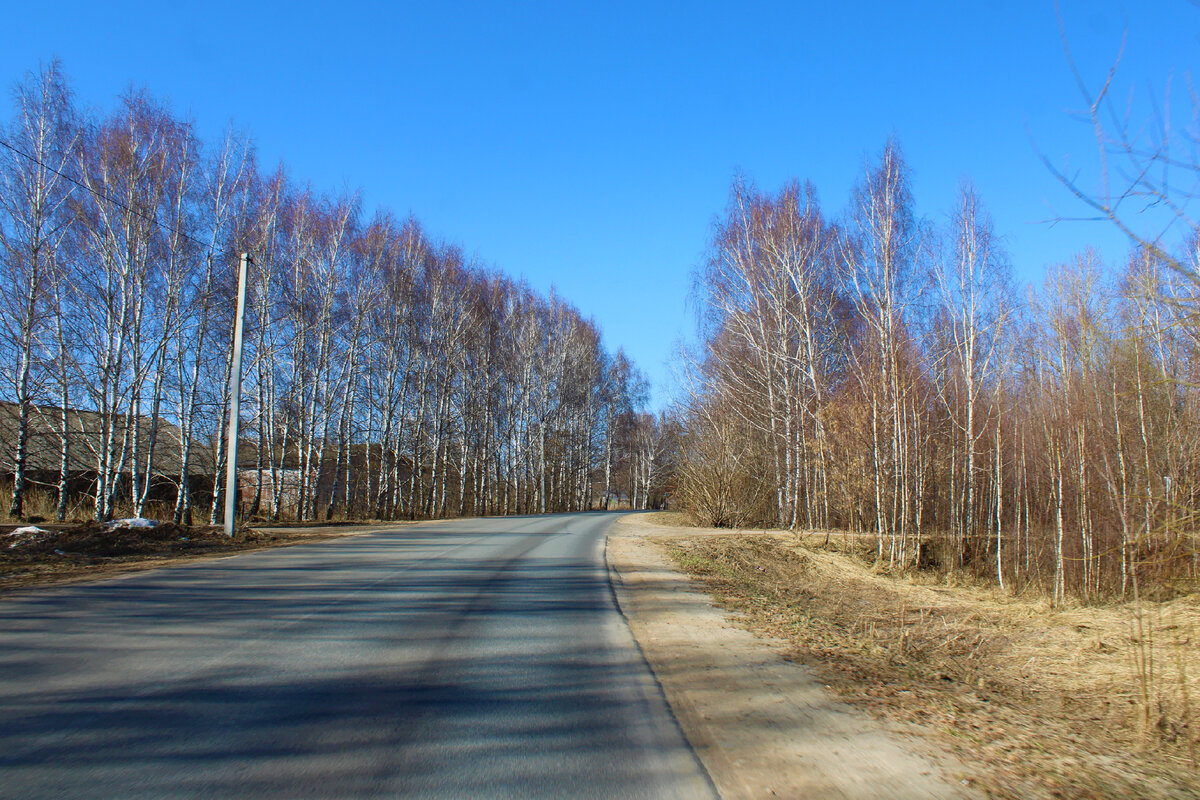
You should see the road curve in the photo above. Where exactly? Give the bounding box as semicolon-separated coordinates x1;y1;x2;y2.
0;512;716;799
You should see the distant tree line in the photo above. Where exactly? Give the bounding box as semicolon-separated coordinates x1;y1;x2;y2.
680;138;1199;602
0;61;663;524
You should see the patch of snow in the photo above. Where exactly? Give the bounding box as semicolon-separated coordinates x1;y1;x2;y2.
105;518;157;529
7;526;48;536
8;526;52;549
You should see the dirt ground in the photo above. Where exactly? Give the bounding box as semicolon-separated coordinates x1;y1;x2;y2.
0;519;382;592
615;513;1200;800
608;515;982;799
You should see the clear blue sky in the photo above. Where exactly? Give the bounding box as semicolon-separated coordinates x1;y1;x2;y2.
2;1;1195;408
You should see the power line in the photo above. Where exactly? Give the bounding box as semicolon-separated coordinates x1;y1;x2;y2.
0;135;218;254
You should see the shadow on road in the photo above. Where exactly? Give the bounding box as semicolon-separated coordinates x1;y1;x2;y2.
0;519;712;798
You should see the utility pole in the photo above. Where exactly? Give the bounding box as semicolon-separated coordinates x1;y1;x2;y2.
224;252;251;537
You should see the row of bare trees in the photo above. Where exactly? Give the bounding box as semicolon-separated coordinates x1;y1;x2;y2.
680;138;1199;601
0;62;657;523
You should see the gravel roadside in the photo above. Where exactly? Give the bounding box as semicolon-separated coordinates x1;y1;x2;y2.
606;515;980;800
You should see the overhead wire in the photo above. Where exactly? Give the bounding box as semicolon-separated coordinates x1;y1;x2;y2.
0;135;222;254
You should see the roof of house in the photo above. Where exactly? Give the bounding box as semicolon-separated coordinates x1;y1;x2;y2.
0;401;217;477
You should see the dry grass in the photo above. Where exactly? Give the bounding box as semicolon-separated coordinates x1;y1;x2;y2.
0;479;168;524
640;510;697;528
669;530;1200;800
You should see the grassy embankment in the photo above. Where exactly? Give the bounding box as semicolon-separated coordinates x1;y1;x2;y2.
648;512;1198;800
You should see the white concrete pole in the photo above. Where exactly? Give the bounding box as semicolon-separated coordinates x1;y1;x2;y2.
224;252;251;537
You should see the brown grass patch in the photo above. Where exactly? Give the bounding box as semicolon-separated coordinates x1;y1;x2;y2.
671;532;1200;800
639;510;699;528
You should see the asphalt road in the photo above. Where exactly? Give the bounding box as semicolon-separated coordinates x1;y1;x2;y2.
0;512;716;799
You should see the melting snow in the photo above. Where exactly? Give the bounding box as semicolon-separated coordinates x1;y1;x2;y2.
105;518;158;529
7;526;48;536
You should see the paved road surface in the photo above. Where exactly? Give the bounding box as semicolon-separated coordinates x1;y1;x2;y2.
0;512;715;799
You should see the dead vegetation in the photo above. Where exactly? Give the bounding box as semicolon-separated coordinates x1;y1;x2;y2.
0;520;336;591
668;528;1199;800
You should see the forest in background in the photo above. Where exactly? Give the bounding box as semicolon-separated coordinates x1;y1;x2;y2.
0;61;671;526
677;133;1198;602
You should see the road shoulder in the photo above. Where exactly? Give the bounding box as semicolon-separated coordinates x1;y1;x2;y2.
606;516;978;800
0;520;429;593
